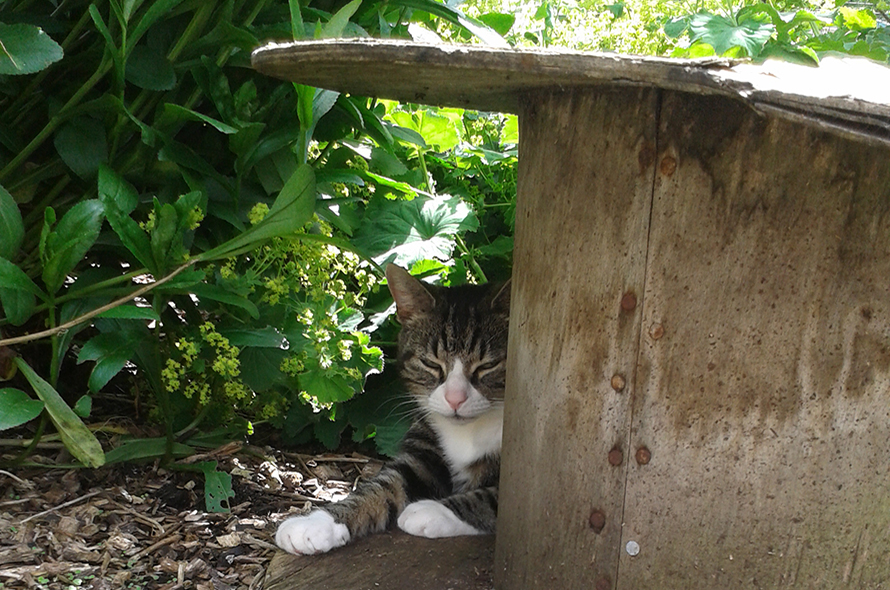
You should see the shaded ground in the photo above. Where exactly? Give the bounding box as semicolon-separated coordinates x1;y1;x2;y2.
0;446;386;589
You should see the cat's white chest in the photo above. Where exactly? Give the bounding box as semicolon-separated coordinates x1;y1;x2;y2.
429;406;503;476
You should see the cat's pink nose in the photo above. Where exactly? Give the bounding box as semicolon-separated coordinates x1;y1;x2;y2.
445;388;467;410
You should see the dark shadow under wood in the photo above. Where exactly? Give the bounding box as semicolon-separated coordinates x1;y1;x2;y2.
264;531;495;590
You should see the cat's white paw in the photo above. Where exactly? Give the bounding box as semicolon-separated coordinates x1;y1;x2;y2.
397;500;482;538
275;510;350;555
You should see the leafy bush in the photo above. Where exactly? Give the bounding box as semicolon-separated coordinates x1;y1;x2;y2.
0;0;516;484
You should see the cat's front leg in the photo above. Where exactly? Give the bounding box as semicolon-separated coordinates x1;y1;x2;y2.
397;500;485;538
275;510;350;555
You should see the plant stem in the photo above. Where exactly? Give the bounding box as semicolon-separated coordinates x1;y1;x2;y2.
0;260;197;348
455;234;487;283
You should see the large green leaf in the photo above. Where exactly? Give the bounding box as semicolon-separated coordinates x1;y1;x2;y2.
0;184;23;260
688;11;775;57
300;370;355;404
0;23;63;75
41;200;105;294
200;164;316;261
389;109;462;152
14;358;105;468
125;43;176;91
0;256;42;323
0;388;45;431
353;194;478;267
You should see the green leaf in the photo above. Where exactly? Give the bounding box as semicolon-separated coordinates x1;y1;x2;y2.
388;0;508;47
0;287;35;326
239;347;287;391
200;164;316;261
41;200;105;294
300;370;355;404
0;23;63;75
501;115;519;145
54;118;108;179
197;461;235;513
353;194;478;268
663;16;690;38
0;388;45;431
220;327;287;348
479;12;516;36
14;357;105;468
77;331;140;393
128;0;187;50
0;256;44;296
161;104;239;134
321;0;363;38
389;110;461;152
688;11;775;57
839;6;877;30
95;305;161;321
125;44;176;91
314;414;347;450
0;184;24;260
104;438;194;464
179;283;260;319
98;165;155;271
73;395;92;418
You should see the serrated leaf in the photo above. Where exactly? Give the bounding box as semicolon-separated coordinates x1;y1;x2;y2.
41;200;105;293
0;388;45;431
688;11;775;57
300;370;355;404
839;6;877;30
54;118;108;179
125;43;176;91
14;357;105;468
0;23;63;75
0;184;24;260
389;110;461;152
353;194;478;268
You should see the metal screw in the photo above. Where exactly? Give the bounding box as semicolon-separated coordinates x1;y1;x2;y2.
589;510;606;534
608;447;623;466
621;292;637;312
595;575;612;590
635;446;651;465
626;540;641;556
610;374;626;392
649;323;664;340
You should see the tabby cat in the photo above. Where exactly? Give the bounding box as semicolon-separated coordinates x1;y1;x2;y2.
275;263;510;555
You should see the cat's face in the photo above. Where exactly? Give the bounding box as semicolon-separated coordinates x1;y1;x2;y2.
386;264;510;421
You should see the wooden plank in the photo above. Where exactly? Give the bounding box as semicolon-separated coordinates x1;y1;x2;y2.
494;86;657;589
619;91;890;588
251;39;890;146
264;530;494;590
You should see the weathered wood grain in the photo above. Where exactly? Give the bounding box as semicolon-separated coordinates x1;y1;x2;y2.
619;91;890;589
494;86;657;590
251;39;890;146
264;530;494;590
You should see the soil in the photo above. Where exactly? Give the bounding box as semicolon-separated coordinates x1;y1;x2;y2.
0;444;386;590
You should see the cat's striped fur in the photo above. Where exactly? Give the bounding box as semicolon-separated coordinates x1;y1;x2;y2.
275;263;510;555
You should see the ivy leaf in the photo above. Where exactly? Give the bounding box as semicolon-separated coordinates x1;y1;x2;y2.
14;357;105;468
0;23;63;75
688;11;775;57
353;194;478;268
0;388;45;431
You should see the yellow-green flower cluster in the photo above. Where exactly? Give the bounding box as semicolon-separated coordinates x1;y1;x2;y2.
248;202;270;225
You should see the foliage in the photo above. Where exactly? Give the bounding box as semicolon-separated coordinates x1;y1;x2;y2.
0;0;515;497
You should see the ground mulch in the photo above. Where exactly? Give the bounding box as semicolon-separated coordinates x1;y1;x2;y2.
0;445;383;590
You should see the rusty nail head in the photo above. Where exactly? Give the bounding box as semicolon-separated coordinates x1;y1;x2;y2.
660;155;677;177
610;374;626;392
589;510;606;533
608;447;623;466
596;576;612;590
621;292;637;312
649;323;664;340
635;447;651;465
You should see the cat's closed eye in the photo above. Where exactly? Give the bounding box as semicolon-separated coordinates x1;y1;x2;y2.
471;360;501;378
419;358;445;379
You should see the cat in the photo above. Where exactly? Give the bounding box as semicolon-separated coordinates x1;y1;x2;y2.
275;263;510;555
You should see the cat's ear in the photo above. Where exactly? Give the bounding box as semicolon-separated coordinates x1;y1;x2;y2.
386;264;435;323
491;279;511;314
